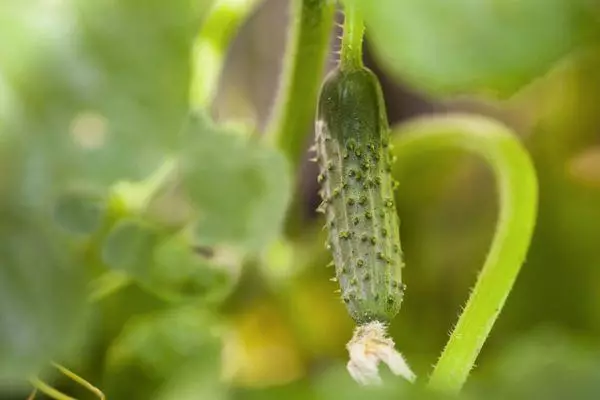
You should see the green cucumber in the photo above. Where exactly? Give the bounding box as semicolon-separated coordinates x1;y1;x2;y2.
315;65;404;324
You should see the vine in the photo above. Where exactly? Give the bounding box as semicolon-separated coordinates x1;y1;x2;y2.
391;115;538;394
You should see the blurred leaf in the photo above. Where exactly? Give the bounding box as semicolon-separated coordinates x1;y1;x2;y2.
311;363;449;400
0;113;70;212
102;219;232;302
154;365;227;400
354;0;599;96
53;188;107;236
61;0;196;185
467;329;600;400
151;235;232;302
0;132;25;205
101;218;161;277
0;1;84;106
104;306;222;400
179;112;292;251
0;212;86;381
220;301;305;387
0;105;87;381
0;0;210;190
231;363;445;400
229;381;313;400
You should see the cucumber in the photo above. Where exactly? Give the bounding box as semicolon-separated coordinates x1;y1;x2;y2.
315;65;405;324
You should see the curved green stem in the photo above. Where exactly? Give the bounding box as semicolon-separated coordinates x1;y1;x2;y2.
390;114;538;394
190;0;264;110
265;0;335;171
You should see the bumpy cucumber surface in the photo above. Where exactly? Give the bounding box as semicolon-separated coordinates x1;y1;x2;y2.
315;66;404;324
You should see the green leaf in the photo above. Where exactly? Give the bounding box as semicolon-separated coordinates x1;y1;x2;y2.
353;0;599;96
179;113;292;251
0;0;211;189
0;213;86;381
153;365;227;400
102;219;232;302
0;118;87;381
56;0;196;185
152;236;232;303
468;330;600;400
101;218;161;277
53;188;107;236
104;307;223;400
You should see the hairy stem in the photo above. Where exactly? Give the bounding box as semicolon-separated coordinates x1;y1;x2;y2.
339;3;364;71
391;114;538;394
265;0;335;171
190;0;264;110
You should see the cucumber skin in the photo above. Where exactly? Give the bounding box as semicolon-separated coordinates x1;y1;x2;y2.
315;66;405;324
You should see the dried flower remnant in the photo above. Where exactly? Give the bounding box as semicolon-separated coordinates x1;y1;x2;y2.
346;321;416;385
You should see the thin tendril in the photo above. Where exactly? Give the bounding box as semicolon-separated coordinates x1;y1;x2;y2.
52;363;105;400
26;388;37;400
29;378;76;400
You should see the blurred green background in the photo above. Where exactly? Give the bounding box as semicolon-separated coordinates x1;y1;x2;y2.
2;0;600;399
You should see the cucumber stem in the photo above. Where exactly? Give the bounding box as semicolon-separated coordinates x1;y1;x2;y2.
340;3;365;70
391;114;538;394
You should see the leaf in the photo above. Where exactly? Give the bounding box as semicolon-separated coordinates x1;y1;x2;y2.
0;0;211;189
53;188;107;236
313;362;416;400
353;0;599;97
55;0;196;185
104;307;223;400
468;330;600;400
179;112;292;251
152;236;232;303
0;213;87;381
101;218;161;277
0;117;87;381
154;365;227;400
101;219;232;302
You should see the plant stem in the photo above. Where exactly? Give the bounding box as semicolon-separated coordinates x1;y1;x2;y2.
390;114;538;394
111;158;177;214
339;3;364;70
51;363;105;399
190;0;264;110
29;378;76;400
88;270;130;302
265;0;335;171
